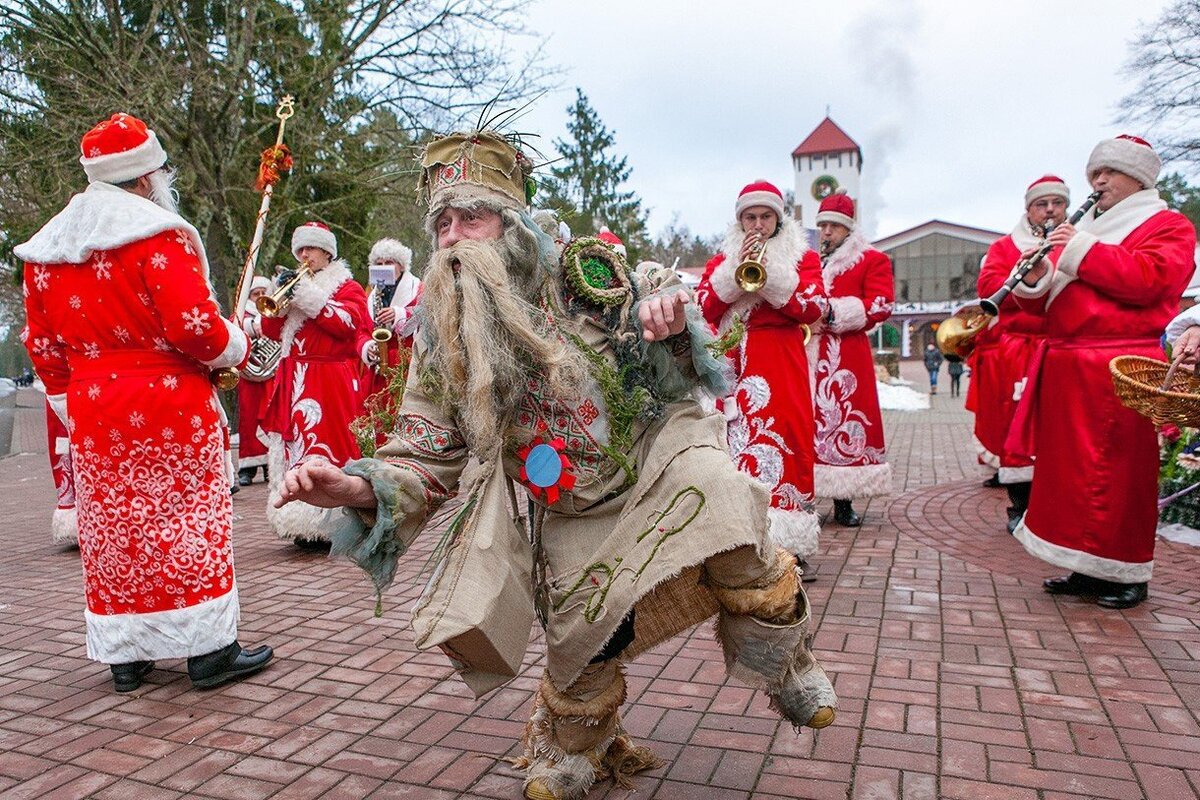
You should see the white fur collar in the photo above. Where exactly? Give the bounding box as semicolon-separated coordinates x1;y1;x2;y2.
715;216;809;323
1008;214;1045;252
820;229;871;289
14;182;209;277
1076;188;1168;243
280;260;353;357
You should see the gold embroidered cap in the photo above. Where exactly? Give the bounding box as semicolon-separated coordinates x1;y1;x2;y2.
418;130;534;217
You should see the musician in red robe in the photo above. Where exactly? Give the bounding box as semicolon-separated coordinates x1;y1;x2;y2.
358;238;421;406
260;222;371;544
809;192;894;527
19;112;273;691
1011;136;1195;609
236;276;275;485
696;180;827;560
976;176;1069;533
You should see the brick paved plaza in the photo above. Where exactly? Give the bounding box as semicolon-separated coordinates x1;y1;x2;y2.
3;364;1200;800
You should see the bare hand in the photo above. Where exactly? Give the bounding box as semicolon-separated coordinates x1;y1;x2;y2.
1046;222;1076;250
377;307;397;327
739;234;766;265
365;341;379;363
1176;325;1200;369
640;289;691;342
274;459;376;510
1018;248;1051;285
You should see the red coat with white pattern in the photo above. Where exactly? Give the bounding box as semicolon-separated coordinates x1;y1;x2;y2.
260;261;371;540
19;183;248;663
696;218;826;558
809;232;894;499
1009;191;1195;583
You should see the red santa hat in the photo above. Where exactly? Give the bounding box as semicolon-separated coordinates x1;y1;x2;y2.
597;226;627;257
368;238;412;269
1024;174;1070;207
815;190;856;230
291;221;338;259
250;276;273;293
78;113;168;185
1086;135;1161;189
735;180;786;220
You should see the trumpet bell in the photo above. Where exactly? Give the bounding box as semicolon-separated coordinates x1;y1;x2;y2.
735;260;767;292
935;306;989;362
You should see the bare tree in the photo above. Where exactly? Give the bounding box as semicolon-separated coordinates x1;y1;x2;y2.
1119;0;1200;167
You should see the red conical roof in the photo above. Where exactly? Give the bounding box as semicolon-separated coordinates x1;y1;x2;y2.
792;117;861;158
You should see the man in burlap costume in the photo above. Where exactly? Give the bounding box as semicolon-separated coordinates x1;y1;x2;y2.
276;129;837;800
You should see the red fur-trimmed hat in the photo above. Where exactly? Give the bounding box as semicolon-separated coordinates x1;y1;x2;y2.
815;190;856;230
1086;135;1161;189
78;113;168;185
596;226;627;257
291;221;337;259
735;180;786;220
1024;175;1070;207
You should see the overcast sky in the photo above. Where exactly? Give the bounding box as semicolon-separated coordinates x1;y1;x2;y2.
513;0;1178;242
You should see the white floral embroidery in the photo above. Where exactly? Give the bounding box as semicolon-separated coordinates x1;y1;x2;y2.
162;375;179;390
92;253;112;280
32;337;54;358
82;436;94;449
83;342;101;359
88;146;101;157
113;326;130;342
162;427;175;440
139;293;152;306
69;295;82;309
129;411;146;428
33;266;50;291
182;307;211;335
88;384;101;400
151;252;168;270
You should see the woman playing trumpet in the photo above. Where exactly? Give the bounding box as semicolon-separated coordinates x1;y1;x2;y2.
695;180;828;566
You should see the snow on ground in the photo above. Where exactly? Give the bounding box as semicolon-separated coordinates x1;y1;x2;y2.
877;380;930;411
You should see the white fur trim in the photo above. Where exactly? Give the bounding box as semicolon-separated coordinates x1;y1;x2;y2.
998;466;1034;483
200;318;249;369
14;183;210;278
821;230;870;288
368;238;412;269
1165;304;1200;344
815;210;855;229
814;462;892;500
80;131;168;185
47;393;68;427
716;218;808;313
279;261;352;358
84;586;239;663
827;296;868;334
251;275;272;293
238;453;267;469
974;435;1000;469
1054;230;1098;278
708;256;742;304
1025;181;1069;208
1014;516;1152;583
1008;214;1045;252
264;437;335;541
292;224;337;259
767;506;821;559
51;506;78;545
54;436;70;455
735;189;785;220
1087;138;1162;189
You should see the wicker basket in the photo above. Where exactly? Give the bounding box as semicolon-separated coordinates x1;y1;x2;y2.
1110;355;1200;427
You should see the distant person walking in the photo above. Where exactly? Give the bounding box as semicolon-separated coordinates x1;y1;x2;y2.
923;343;943;394
948;359;964;398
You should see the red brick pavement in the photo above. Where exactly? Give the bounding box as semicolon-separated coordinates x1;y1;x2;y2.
2;371;1199;799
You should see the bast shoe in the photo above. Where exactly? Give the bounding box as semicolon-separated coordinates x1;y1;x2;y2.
111;660;154;693
188;641;274;690
1096;581;1148;610
1042;572;1100;596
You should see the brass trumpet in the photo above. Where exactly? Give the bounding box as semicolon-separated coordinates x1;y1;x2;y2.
935;304;989;361
735;237;768;293
256;262;312;317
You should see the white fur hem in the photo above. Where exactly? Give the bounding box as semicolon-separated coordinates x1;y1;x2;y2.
1014;516;1153;583
265;438;334;541
201;318;249;369
828;296;868;334
85;586;239;663
973;435;1000;469
1056;230;1098;277
814;462;892;499
238;453;268;469
768;506;821;559
51;506;78;545
998;466;1034;484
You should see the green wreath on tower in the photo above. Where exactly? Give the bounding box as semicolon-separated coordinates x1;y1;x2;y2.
811;174;839;200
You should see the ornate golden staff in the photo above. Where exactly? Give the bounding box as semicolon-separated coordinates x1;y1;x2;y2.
212;95;297;390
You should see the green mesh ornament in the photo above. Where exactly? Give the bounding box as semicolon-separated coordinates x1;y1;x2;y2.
562;237;631;308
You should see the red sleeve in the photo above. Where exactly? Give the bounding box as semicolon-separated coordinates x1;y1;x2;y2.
1069;214;1197;307
863;251;895;326
775;251;826;324
141;229;248;368
978;238;1023;315
695;253;731;327
259;314;284;341
309;280;371;342
22;263;71;396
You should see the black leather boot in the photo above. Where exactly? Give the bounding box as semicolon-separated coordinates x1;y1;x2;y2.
237;467;255;486
1042;572;1100;596
1004;482;1032;535
187;641;273;689
111;660;155;693
982;474;1001;488
833;499;862;527
1096;581;1148;609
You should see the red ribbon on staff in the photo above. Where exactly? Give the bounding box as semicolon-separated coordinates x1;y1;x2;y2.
255;144;293;192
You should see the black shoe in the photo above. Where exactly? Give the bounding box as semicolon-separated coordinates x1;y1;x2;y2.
1096;582;1148;609
260;466;269;481
230;483;240;496
1005;507;1022;535
293;536;331;552
797;559;817;584
111;660;154;693
237;468;255;486
188;641;273;690
1043;572;1100;596
982;474;1001;488
833;499;862;527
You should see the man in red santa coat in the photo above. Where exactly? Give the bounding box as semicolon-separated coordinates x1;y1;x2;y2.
18;112;273;691
975;176;1069;533
261;222;372;545
809;191;895;527
1010;135;1195;609
696;180;826;560
358;237;421;405
236;275;275;486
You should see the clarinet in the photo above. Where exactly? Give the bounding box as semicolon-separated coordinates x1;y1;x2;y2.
979;190;1102;316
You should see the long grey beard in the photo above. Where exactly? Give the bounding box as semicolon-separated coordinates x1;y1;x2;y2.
420;228;586;456
147;168;179;214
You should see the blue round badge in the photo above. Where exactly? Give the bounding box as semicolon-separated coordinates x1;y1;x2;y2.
525;443;563;488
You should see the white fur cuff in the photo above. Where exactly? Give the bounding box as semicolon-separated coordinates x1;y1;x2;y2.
1009;262;1052;299
201;318;250;369
828;296;868;334
1056;230;1099;278
758;260;801;309
288;275;328;320
709;261;743;304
